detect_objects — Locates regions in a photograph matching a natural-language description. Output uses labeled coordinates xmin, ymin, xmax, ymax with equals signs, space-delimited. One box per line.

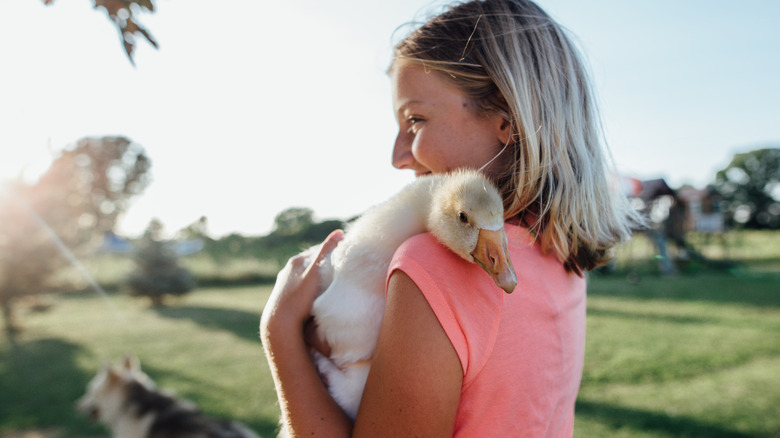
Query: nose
xmin=392 ymin=131 xmax=414 ymax=170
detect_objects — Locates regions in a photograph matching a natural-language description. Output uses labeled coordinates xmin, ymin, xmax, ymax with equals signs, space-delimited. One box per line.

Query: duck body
xmin=306 ymin=169 xmax=517 ymax=418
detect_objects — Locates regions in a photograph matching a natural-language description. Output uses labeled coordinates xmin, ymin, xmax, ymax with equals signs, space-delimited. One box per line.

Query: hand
xmin=260 ymin=230 xmax=344 ymax=342
xmin=259 ymin=230 xmax=353 ymax=437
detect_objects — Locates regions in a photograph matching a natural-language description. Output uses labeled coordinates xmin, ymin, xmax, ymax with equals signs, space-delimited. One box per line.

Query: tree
xmin=42 ymin=0 xmax=158 ymax=65
xmin=0 ymin=136 xmax=151 ymax=336
xmin=713 ymin=147 xmax=780 ymax=229
xmin=273 ymin=207 xmax=315 ymax=236
xmin=126 ymin=219 xmax=195 ymax=306
xmin=176 ymin=216 xmax=210 ymax=240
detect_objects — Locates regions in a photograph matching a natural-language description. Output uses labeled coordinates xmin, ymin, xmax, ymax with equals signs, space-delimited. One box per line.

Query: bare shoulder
xmin=353 ymin=270 xmax=462 ymax=438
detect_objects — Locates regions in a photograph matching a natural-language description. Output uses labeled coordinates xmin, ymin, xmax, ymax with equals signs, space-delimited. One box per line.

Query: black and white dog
xmin=77 ymin=356 xmax=259 ymax=438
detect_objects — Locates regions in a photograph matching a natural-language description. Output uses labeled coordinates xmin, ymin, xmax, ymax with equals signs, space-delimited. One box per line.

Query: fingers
xmin=307 ymin=230 xmax=344 ymax=271
xmin=321 ymin=229 xmax=345 ymax=255
xmin=265 ymin=230 xmax=345 ymax=329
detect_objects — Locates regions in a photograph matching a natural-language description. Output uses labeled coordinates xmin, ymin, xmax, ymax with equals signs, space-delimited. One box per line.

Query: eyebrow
xmin=395 ymin=100 xmax=426 ymax=116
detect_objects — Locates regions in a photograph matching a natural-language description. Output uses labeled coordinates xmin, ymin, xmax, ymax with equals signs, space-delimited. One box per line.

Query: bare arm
xmin=261 ymin=233 xmax=462 ymax=437
xmin=354 ymin=270 xmax=463 ymax=437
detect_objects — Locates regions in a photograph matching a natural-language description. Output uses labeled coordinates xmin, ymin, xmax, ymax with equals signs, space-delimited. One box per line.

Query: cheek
xmin=458 ymin=125 xmax=504 ymax=166
xmin=409 ymin=117 xmax=499 ymax=172
xmin=446 ymin=117 xmax=497 ymax=159
xmin=410 ymin=134 xmax=452 ymax=171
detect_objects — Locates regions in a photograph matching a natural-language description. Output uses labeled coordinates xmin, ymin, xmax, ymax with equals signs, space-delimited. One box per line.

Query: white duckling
xmin=303 ymin=169 xmax=517 ymax=419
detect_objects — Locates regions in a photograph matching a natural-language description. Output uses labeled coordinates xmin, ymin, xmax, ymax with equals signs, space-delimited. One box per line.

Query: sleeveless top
xmin=387 ymin=223 xmax=586 ymax=437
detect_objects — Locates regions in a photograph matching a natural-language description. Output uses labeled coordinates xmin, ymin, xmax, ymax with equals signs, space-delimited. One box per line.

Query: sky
xmin=1 ymin=0 xmax=778 ymax=238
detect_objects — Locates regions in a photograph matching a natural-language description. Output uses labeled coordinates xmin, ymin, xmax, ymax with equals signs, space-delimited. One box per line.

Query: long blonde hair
xmin=393 ymin=0 xmax=642 ymax=274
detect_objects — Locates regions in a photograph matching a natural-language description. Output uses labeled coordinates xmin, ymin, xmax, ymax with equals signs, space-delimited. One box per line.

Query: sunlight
xmin=14 ymin=191 xmax=126 ymax=320
xmin=0 ymin=138 xmax=57 ymax=184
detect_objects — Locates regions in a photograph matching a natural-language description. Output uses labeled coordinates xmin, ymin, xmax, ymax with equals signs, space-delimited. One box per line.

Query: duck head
xmin=427 ymin=170 xmax=518 ymax=294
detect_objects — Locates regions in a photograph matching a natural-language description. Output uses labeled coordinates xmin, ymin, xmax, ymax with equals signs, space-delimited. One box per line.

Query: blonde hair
xmin=393 ymin=0 xmax=642 ymax=274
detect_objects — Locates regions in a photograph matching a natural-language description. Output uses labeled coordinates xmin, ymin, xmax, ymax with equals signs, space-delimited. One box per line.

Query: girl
xmin=260 ymin=0 xmax=641 ymax=436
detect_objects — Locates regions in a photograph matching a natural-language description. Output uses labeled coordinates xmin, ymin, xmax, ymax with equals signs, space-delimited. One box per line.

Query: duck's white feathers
xmin=307 ymin=170 xmax=507 ymax=419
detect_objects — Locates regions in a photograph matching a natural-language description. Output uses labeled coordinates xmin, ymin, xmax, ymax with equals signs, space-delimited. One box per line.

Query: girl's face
xmin=390 ymin=62 xmax=510 ymax=177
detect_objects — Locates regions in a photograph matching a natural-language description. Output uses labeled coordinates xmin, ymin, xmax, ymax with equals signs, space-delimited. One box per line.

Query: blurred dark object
xmin=623 ymin=177 xmax=732 ymax=276
xmin=713 ymin=147 xmax=780 ymax=230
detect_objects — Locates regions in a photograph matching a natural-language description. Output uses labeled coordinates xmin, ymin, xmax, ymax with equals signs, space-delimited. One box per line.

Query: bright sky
xmin=1 ymin=0 xmax=778 ymax=238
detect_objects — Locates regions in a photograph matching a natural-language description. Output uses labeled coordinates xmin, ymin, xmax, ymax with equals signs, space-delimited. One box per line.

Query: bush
xmin=126 ymin=220 xmax=195 ymax=306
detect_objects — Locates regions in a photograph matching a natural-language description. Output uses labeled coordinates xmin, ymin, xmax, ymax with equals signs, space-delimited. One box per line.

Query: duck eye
xmin=458 ymin=211 xmax=469 ymax=224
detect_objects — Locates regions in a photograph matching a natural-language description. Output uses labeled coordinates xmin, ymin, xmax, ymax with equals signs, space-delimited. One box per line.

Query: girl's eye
xmin=406 ymin=116 xmax=424 ymax=134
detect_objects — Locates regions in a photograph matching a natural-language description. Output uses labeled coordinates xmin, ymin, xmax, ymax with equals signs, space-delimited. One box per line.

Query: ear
xmin=122 ymin=354 xmax=141 ymax=372
xmin=94 ymin=360 xmax=111 ymax=383
xmin=107 ymin=367 xmax=123 ymax=385
xmin=487 ymin=91 xmax=513 ymax=146
xmin=497 ymin=118 xmax=512 ymax=146
xmin=488 ymin=111 xmax=512 ymax=146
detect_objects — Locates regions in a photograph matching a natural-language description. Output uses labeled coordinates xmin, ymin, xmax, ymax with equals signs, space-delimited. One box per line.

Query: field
xmin=0 ymin=286 xmax=277 ymax=438
xmin=1 ymin=231 xmax=779 ymax=437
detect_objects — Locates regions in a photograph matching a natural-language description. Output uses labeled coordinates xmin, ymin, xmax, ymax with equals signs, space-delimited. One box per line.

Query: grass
xmin=1 ymin=230 xmax=779 ymax=437
xmin=52 ymin=252 xmax=282 ymax=291
xmin=576 ymin=273 xmax=780 ymax=437
xmin=0 ymin=286 xmax=281 ymax=438
xmin=609 ymin=230 xmax=780 ymax=276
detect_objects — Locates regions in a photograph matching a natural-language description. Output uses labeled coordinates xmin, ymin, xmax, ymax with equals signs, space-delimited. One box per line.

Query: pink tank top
xmin=388 ymin=223 xmax=586 ymax=437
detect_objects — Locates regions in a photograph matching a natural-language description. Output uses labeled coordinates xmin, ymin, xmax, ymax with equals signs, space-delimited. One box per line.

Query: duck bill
xmin=470 ymin=228 xmax=518 ymax=294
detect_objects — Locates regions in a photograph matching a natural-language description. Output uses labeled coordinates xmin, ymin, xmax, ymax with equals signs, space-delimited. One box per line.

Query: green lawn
xmin=576 ymin=274 xmax=780 ymax=437
xmin=0 ymin=286 xmax=280 ymax=438
xmin=1 ymin=233 xmax=779 ymax=437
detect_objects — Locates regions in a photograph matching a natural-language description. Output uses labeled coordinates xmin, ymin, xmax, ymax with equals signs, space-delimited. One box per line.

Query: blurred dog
xmin=77 ymin=356 xmax=259 ymax=438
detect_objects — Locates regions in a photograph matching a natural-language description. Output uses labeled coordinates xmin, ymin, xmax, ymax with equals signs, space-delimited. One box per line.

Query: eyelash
xmin=406 ymin=116 xmax=424 ymax=133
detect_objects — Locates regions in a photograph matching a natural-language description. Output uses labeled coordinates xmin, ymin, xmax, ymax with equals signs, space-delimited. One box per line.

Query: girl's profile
xmin=260 ymin=1 xmax=642 ymax=436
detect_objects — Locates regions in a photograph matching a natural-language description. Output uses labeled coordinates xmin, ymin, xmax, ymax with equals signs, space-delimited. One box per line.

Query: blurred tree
xmin=199 ymin=209 xmax=344 ymax=267
xmin=0 ymin=136 xmax=151 ymax=336
xmin=713 ymin=147 xmax=780 ymax=229
xmin=42 ymin=0 xmax=158 ymax=65
xmin=273 ymin=207 xmax=315 ymax=236
xmin=301 ymin=219 xmax=347 ymax=242
xmin=176 ymin=216 xmax=210 ymax=240
xmin=126 ymin=219 xmax=195 ymax=306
